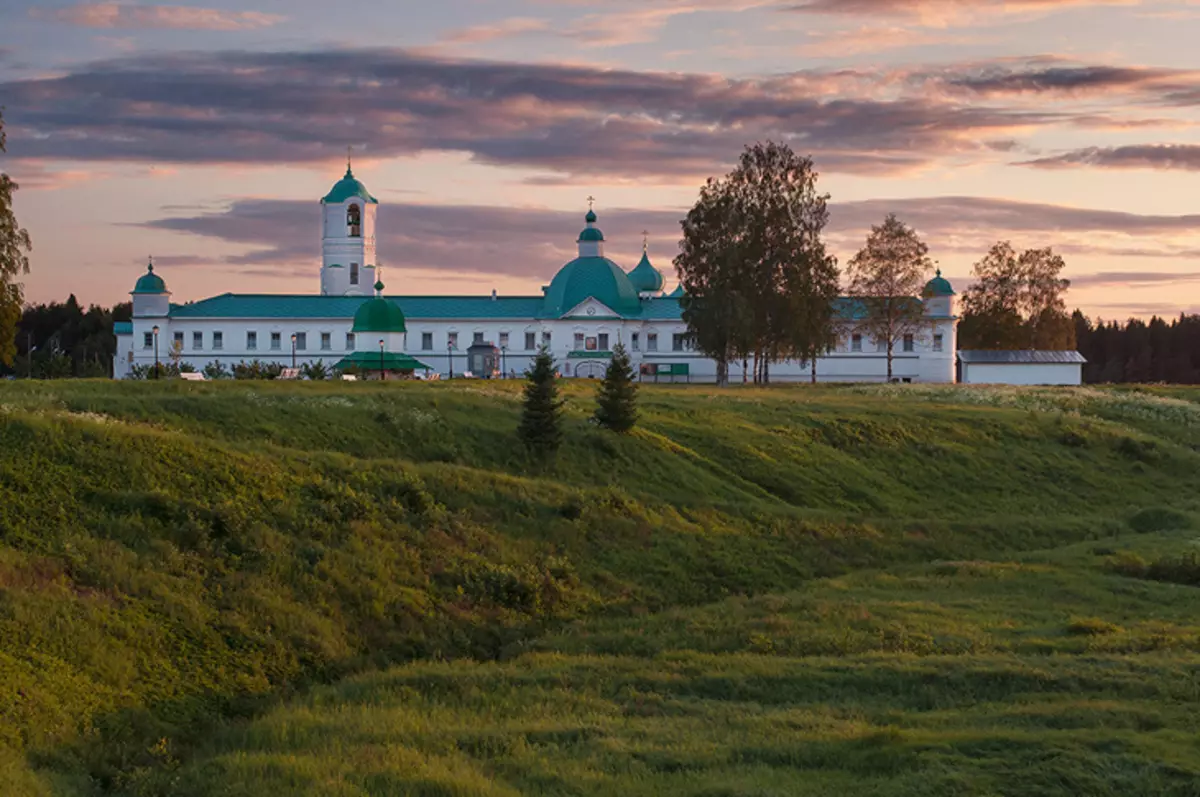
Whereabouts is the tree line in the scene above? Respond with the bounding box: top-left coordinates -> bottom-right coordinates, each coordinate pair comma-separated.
1073,312 -> 1200,384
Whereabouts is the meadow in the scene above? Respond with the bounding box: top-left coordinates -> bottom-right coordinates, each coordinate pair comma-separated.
0,379 -> 1197,796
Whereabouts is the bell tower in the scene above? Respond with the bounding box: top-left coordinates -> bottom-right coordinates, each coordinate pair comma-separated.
320,152 -> 378,296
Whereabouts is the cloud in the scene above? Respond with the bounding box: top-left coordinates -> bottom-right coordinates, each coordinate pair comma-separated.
1018,144 -> 1200,171
1069,271 -> 1200,288
782,0 -> 1137,26
138,195 -> 1200,287
1,48 -> 1105,180
439,18 -> 552,45
31,3 -> 285,31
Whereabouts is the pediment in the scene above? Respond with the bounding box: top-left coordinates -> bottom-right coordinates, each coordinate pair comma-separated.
562,297 -> 620,319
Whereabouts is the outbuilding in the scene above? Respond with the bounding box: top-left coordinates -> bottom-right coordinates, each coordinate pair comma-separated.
957,350 -> 1086,386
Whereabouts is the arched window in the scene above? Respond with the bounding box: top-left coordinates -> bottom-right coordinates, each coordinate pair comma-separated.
347,204 -> 361,237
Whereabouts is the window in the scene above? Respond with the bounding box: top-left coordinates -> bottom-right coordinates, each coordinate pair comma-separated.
271,332 -> 281,351
448,332 -> 458,349
574,332 -> 585,350
350,263 -> 359,285
647,333 -> 658,352
631,332 -> 640,352
422,332 -> 433,351
598,333 -> 609,351
672,333 -> 688,352
542,331 -> 552,347
143,332 -> 153,349
499,332 -> 509,349
851,334 -> 862,353
903,334 -> 915,353
295,332 -> 307,351
525,331 -> 536,351
213,331 -> 224,351
473,332 -> 484,345
321,332 -> 332,351
247,331 -> 257,351
173,331 -> 184,350
345,333 -> 355,350
347,204 -> 361,238
933,334 -> 944,352
193,331 -> 203,351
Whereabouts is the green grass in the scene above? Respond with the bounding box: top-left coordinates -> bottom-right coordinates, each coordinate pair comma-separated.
0,380 -> 1198,795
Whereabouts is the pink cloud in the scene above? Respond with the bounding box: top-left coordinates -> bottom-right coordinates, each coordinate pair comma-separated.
32,3 -> 284,31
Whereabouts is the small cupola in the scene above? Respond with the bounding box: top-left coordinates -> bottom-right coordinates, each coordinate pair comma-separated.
352,279 -> 407,335
132,261 -> 168,295
577,201 -> 605,257
628,233 -> 664,296
922,269 -> 955,298
130,260 -> 170,318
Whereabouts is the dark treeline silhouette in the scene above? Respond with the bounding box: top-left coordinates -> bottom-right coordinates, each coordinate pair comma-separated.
3,296 -> 131,378
1073,311 -> 1200,384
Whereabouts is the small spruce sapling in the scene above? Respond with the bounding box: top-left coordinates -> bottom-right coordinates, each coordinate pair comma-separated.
518,346 -> 565,460
593,342 -> 638,433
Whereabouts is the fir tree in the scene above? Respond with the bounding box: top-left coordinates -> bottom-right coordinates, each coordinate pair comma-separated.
593,343 -> 638,433
518,346 -> 565,460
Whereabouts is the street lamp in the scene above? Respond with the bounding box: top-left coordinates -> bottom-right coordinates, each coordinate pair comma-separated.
290,333 -> 297,369
501,345 -> 507,379
152,325 -> 160,379
378,338 -> 385,382
447,341 -> 454,380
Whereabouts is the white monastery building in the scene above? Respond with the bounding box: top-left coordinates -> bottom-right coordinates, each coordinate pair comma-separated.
113,166 -> 962,382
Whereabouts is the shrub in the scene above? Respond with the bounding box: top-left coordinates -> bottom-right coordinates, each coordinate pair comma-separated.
1066,617 -> 1121,636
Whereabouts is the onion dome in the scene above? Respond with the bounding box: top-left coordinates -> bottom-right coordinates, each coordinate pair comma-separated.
922,269 -> 955,298
628,241 -> 664,294
352,280 -> 406,333
322,166 -> 378,205
578,208 -> 605,243
132,262 -> 168,294
668,283 -> 685,299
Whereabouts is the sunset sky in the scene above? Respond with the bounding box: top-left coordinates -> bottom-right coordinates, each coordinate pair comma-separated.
2,0 -> 1199,318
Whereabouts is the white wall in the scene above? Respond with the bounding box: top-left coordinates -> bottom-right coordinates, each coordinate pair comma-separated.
961,362 -> 1082,386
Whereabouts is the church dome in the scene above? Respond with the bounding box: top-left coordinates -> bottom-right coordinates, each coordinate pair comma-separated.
132,263 -> 168,294
542,256 -> 641,317
922,269 -> 955,297
668,283 -> 685,299
577,207 -> 605,243
628,249 -> 664,293
322,167 -> 378,205
352,280 -> 406,333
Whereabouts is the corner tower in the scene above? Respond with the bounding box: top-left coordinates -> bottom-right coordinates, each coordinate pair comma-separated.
320,157 -> 378,296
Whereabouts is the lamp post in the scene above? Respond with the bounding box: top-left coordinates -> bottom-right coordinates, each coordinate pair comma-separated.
378,338 -> 385,382
447,342 -> 454,380
152,325 -> 160,379
501,345 -> 507,379
290,333 -> 297,369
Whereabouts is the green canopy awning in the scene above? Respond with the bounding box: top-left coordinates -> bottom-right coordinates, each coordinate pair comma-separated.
333,351 -> 432,372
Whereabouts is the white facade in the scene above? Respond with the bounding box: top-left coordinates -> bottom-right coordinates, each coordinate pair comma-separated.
960,362 -> 1083,386
114,169 -> 961,383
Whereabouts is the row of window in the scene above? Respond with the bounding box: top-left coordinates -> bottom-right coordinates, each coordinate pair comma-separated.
413,330 -> 691,353
145,330 -> 355,352
424,331 -> 548,351
848,333 -> 944,353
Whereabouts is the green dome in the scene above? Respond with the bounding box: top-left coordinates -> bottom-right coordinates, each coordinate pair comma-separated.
628,251 -> 664,293
352,282 -> 406,333
585,209 -> 597,224
922,269 -> 955,297
322,167 -> 378,205
668,283 -> 685,299
132,263 -> 167,294
578,227 -> 605,242
543,256 -> 641,317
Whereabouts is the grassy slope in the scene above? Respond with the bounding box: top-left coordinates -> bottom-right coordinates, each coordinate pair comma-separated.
0,381 -> 1197,795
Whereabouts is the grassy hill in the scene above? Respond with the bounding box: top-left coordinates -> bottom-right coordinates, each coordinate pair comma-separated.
0,380 -> 1197,796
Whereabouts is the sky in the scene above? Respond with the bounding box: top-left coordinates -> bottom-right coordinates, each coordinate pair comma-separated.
1,0 -> 1199,319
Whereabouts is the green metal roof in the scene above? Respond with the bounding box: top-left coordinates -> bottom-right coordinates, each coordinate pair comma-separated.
321,168 -> 378,205
352,296 -> 407,333
923,270 -> 955,297
132,264 -> 168,294
543,256 -> 641,318
628,251 -> 664,293
333,351 -> 431,371
578,227 -> 604,242
113,321 -> 133,335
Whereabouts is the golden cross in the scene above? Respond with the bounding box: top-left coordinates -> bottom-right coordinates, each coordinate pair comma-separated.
346,145 -> 352,172
587,195 -> 595,210
642,230 -> 649,250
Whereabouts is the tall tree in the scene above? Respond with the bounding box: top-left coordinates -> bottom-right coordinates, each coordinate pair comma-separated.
675,142 -> 839,386
845,214 -> 934,381
593,343 -> 638,433
0,109 -> 33,367
518,347 -> 565,461
960,242 -> 1073,350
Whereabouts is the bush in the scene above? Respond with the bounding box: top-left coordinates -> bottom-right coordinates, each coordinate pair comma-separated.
233,360 -> 284,380
1128,507 -> 1192,534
